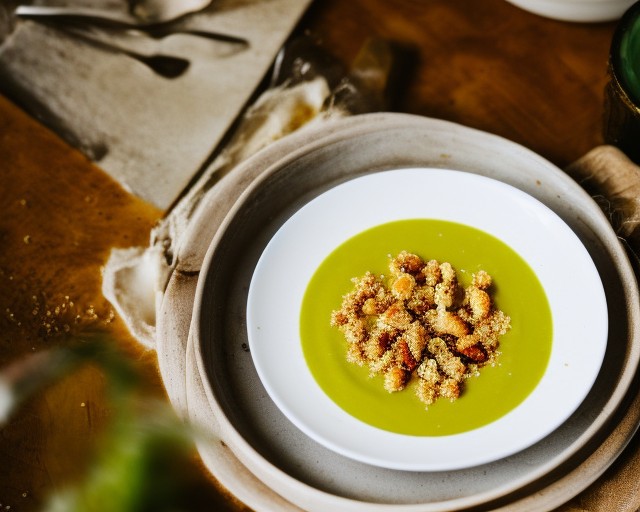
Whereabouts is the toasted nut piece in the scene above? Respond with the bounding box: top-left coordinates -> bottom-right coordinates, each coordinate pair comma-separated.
391,273 -> 416,300
375,329 -> 394,352
432,309 -> 469,338
475,310 -> 511,350
365,336 -> 385,360
362,298 -> 378,315
346,343 -> 365,365
369,348 -> 395,375
440,378 -> 461,401
416,378 -> 438,406
406,285 -> 435,314
402,321 -> 429,361
456,334 -> 478,351
472,270 -> 492,290
398,339 -> 419,371
459,344 -> 487,362
417,358 -> 441,385
422,259 -> 441,286
380,301 -> 413,329
428,337 -> 466,381
468,287 -> 491,321
384,366 -> 409,392
440,262 -> 456,283
330,310 -> 348,326
390,251 -> 424,275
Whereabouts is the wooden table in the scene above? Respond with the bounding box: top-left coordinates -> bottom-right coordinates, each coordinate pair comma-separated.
0,0 -> 622,510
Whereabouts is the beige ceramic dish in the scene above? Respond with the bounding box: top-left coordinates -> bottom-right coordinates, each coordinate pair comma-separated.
157,113 -> 640,511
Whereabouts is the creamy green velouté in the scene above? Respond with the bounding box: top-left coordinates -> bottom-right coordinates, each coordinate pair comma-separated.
300,219 -> 552,436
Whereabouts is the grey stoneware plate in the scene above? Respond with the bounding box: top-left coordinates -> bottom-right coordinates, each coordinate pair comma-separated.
184,113 -> 640,511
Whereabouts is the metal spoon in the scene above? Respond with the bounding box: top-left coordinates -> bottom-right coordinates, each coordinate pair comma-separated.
14,5 -> 248,46
63,26 -> 190,79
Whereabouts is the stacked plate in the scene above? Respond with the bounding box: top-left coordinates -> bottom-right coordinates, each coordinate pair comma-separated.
173,113 -> 640,511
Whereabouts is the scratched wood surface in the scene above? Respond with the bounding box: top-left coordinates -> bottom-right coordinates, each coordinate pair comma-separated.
305,0 -> 615,167
0,0 -> 621,510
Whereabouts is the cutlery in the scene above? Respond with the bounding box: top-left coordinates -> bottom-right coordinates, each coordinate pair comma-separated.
14,5 -> 248,46
17,0 -> 211,26
64,27 -> 190,79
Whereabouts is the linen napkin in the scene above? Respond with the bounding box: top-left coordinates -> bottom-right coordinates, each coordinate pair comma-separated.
559,145 -> 640,512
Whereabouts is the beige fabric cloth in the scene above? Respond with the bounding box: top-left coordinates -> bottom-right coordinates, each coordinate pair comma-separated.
561,145 -> 640,512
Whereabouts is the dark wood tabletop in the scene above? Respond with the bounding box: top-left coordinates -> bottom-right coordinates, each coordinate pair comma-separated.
0,0 -> 623,510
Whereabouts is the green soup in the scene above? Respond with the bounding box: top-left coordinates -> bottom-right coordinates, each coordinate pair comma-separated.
300,219 -> 552,436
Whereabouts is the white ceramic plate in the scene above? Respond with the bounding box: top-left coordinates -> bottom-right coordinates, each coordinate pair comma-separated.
504,0 -> 635,22
247,168 -> 608,472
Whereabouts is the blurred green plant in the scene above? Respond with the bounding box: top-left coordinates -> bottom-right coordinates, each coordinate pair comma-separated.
0,333 -> 201,512
43,402 -> 196,512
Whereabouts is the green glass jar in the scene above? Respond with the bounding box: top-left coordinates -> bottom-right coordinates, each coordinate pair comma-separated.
604,1 -> 640,163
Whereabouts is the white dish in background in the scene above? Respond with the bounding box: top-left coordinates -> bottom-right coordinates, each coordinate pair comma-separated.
247,168 -> 608,471
504,0 -> 635,22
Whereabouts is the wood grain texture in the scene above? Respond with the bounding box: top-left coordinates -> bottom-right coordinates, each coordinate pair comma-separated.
0,95 -> 245,511
304,0 -> 616,167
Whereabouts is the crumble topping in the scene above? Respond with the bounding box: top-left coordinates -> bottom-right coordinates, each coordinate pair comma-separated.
330,251 -> 511,407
